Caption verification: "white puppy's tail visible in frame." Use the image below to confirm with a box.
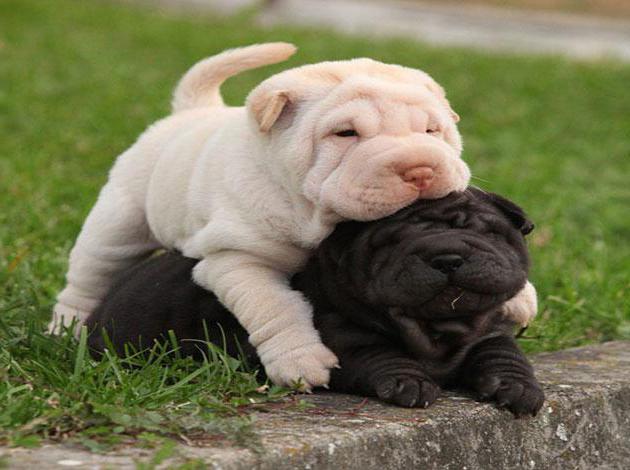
[172,42,297,112]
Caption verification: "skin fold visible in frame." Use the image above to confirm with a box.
[87,188,544,417]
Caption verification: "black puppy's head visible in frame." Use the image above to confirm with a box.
[317,188,533,320]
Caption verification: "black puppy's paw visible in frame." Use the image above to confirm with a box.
[475,374,544,418]
[375,375,441,408]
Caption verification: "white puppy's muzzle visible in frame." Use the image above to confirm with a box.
[402,166,434,192]
[392,138,469,199]
[317,136,469,221]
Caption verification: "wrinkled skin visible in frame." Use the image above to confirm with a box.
[87,188,544,417]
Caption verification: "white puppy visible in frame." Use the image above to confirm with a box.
[51,43,536,388]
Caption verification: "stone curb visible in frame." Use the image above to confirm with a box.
[3,341,629,469]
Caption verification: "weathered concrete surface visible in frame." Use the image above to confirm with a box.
[2,341,629,469]
[259,0,630,62]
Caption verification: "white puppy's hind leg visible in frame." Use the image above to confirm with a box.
[193,253,339,389]
[502,280,538,327]
[50,182,159,335]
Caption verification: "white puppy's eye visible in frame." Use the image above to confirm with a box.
[334,129,359,137]
[426,127,439,134]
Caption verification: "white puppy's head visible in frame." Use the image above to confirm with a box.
[246,58,470,221]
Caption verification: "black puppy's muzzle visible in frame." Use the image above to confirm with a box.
[362,229,526,314]
[430,254,464,273]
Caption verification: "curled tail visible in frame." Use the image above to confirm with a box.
[172,42,297,113]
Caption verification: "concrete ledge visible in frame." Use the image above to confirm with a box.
[4,341,630,469]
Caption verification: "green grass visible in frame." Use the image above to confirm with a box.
[1,0,629,451]
[0,317,290,449]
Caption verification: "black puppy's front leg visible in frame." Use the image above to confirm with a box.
[361,349,441,409]
[459,335,544,417]
[316,313,440,408]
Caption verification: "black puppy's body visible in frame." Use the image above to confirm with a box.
[86,254,257,364]
[87,188,544,417]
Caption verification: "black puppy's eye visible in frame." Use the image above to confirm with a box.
[335,129,359,137]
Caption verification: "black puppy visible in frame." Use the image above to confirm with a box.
[86,188,544,417]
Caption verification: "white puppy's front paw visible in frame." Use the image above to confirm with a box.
[502,281,538,327]
[48,302,89,336]
[263,343,339,391]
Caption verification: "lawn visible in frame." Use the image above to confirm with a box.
[1,0,629,452]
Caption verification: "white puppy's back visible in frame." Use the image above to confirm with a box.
[51,43,300,331]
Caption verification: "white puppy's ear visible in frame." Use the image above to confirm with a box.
[447,106,460,124]
[425,82,460,123]
[249,89,292,132]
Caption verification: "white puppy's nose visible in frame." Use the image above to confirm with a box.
[402,166,434,191]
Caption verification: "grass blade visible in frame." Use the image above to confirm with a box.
[72,325,88,380]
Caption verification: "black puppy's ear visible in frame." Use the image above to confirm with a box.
[483,191,535,235]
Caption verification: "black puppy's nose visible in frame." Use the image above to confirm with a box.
[430,254,464,273]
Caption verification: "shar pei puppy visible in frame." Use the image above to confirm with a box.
[52,42,535,389]
[87,188,544,417]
